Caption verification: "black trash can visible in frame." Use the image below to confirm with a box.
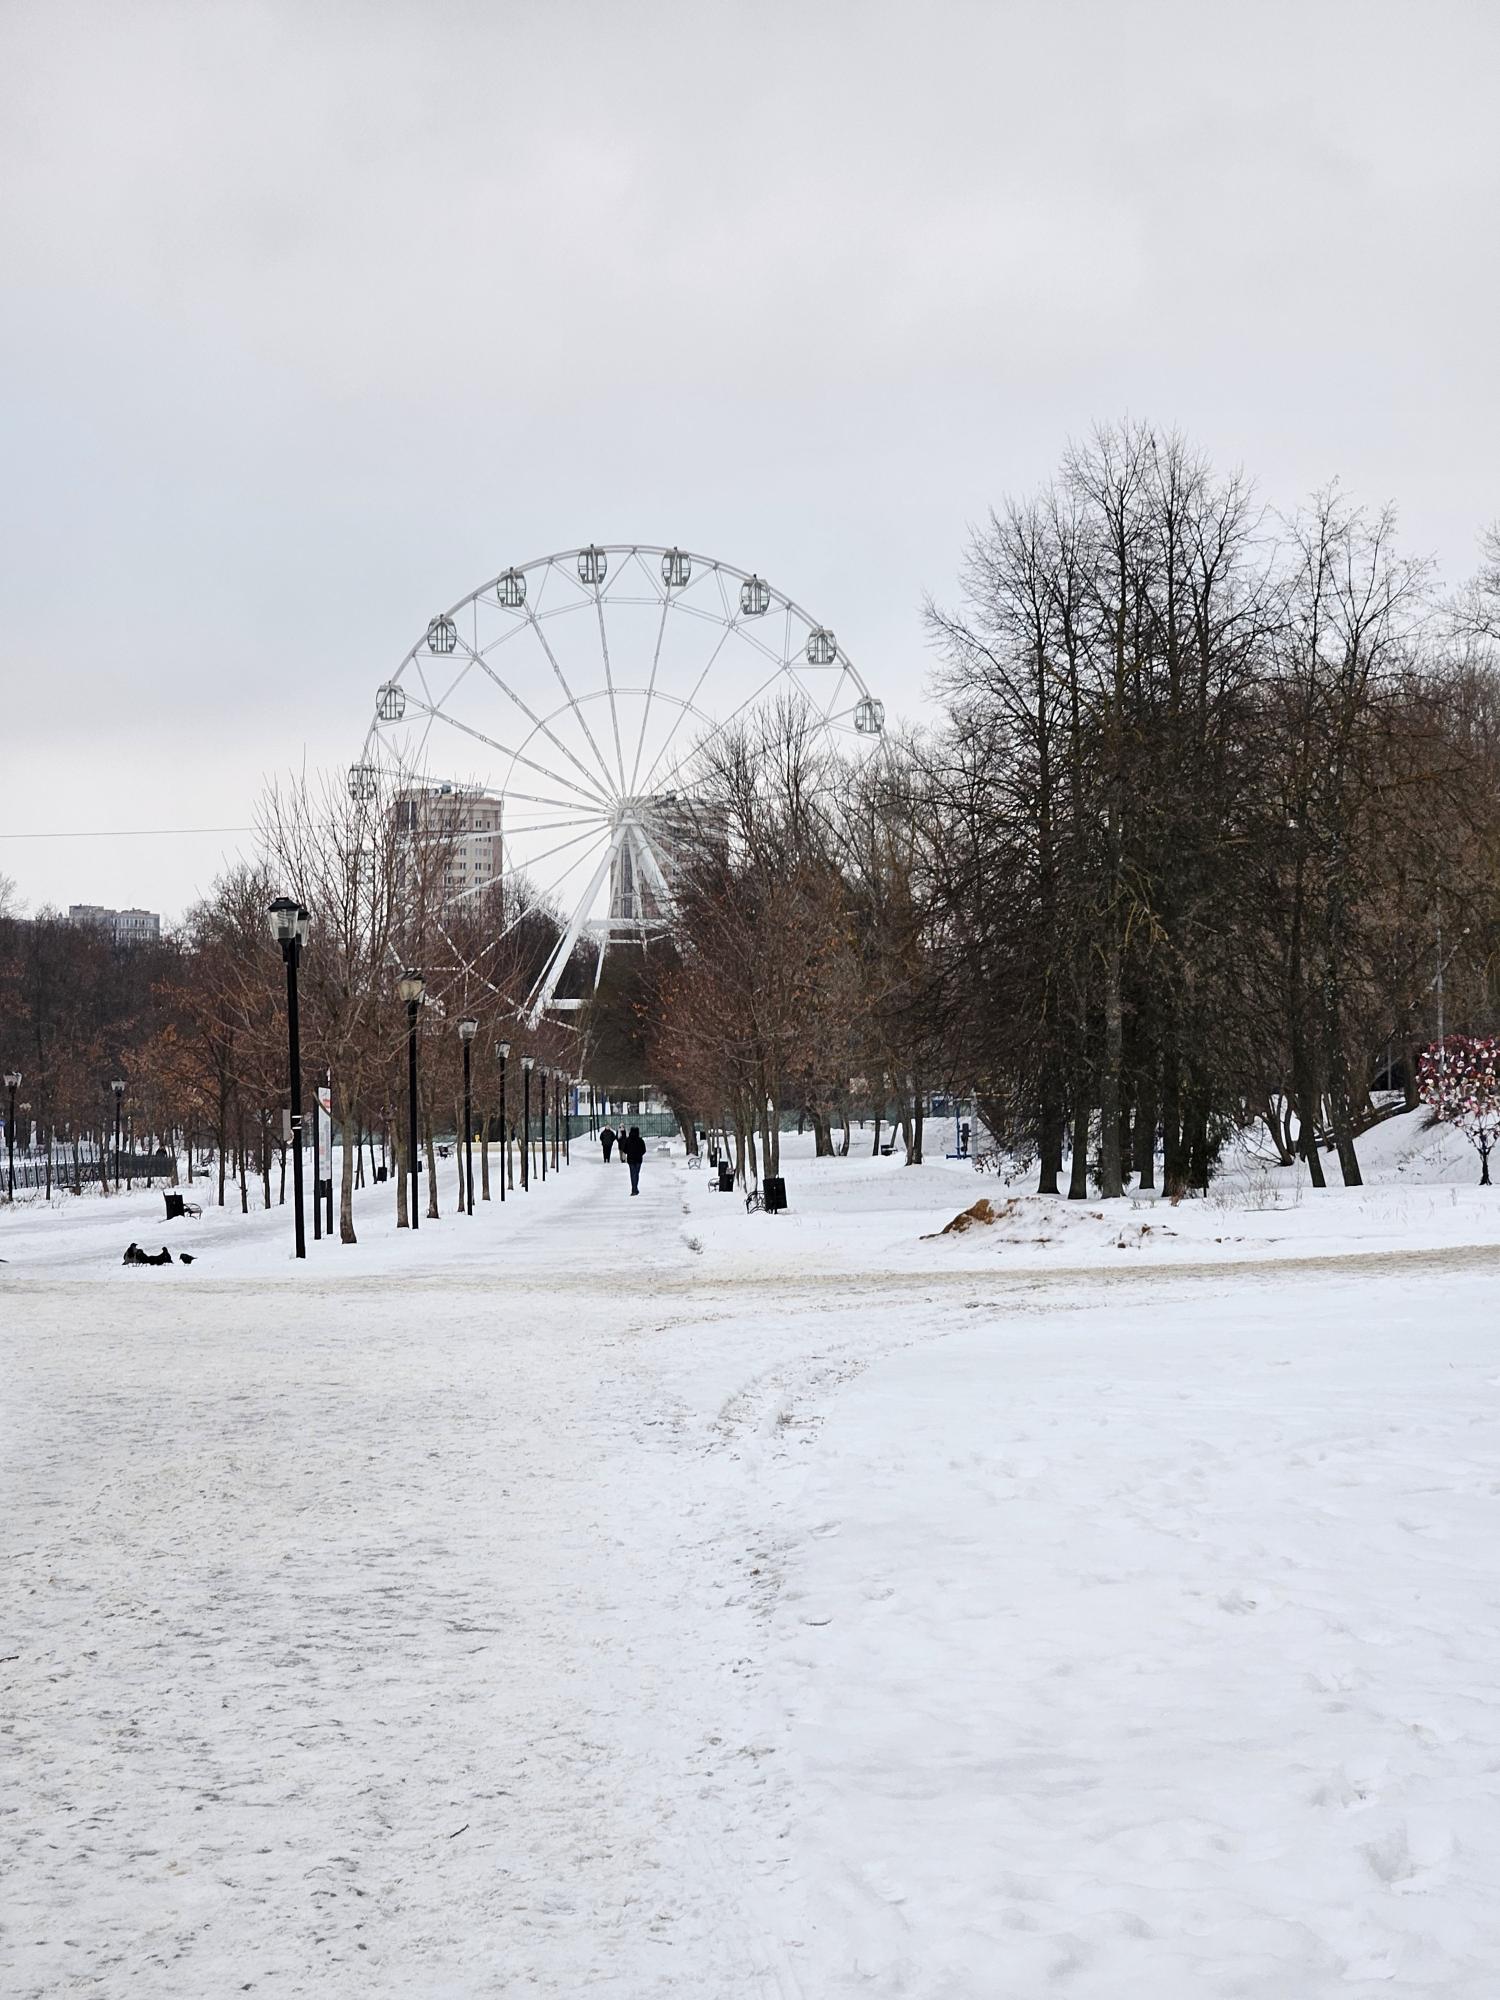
[717,1162,734,1193]
[763,1174,787,1213]
[164,1192,185,1220]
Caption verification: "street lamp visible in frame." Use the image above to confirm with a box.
[495,1040,510,1203]
[3,1070,18,1203]
[110,1078,125,1194]
[521,1056,533,1191]
[458,1017,477,1216]
[539,1066,548,1182]
[396,970,425,1230]
[268,897,312,1259]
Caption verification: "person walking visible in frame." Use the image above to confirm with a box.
[623,1125,646,1195]
[600,1124,617,1163]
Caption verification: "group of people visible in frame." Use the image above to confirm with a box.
[599,1124,647,1194]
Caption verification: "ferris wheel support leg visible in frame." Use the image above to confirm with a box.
[631,823,674,916]
[524,824,625,1029]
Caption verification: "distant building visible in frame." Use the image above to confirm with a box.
[394,784,504,905]
[68,904,163,947]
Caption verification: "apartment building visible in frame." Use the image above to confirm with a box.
[393,784,504,903]
[67,904,163,947]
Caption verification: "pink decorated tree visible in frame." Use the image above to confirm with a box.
[1418,1036,1500,1185]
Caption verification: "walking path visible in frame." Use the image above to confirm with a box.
[5,1156,807,1996]
[8,1145,1500,1996]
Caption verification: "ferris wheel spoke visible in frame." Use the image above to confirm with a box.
[628,591,674,796]
[504,811,613,835]
[400,693,612,812]
[634,621,742,795]
[594,597,630,795]
[457,636,616,807]
[640,657,789,798]
[508,821,612,882]
[529,582,619,800]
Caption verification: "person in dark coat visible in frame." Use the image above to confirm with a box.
[600,1125,617,1162]
[623,1126,646,1194]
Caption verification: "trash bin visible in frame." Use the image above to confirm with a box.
[717,1162,734,1193]
[374,1166,388,1183]
[763,1175,787,1213]
[164,1192,185,1220]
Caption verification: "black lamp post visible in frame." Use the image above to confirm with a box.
[110,1078,125,1194]
[3,1069,18,1203]
[269,896,312,1260]
[540,1067,549,1182]
[521,1056,533,1191]
[458,1017,477,1216]
[495,1040,510,1203]
[396,970,425,1231]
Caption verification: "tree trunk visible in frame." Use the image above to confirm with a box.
[1067,1085,1090,1200]
[1038,1056,1064,1196]
[1098,939,1124,1198]
[1133,1076,1156,1189]
[337,1079,358,1243]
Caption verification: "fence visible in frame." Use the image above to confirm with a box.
[5,1152,175,1193]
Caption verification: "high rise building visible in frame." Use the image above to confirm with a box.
[393,784,504,904]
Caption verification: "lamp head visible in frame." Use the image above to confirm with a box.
[3,1069,19,1090]
[457,1017,478,1043]
[396,969,426,1007]
[294,906,311,946]
[111,1078,125,1097]
[521,1055,534,1073]
[496,1039,511,1060]
[268,896,299,944]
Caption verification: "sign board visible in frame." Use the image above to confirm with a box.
[317,1084,332,1179]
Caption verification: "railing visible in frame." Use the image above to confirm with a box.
[4,1152,175,1192]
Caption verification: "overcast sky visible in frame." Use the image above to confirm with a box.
[3,0,1498,919]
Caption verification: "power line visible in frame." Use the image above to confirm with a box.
[0,826,254,841]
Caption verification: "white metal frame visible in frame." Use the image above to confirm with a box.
[359,546,883,1024]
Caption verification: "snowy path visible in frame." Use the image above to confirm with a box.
[4,1159,807,1996]
[7,1144,1500,1995]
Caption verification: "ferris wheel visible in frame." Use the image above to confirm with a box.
[353,544,885,1025]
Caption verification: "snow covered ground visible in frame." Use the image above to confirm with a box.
[5,1116,1500,1995]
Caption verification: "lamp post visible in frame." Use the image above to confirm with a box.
[495,1041,510,1203]
[521,1056,533,1191]
[110,1078,125,1194]
[396,970,425,1231]
[3,1070,18,1202]
[269,896,312,1260]
[458,1017,477,1216]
